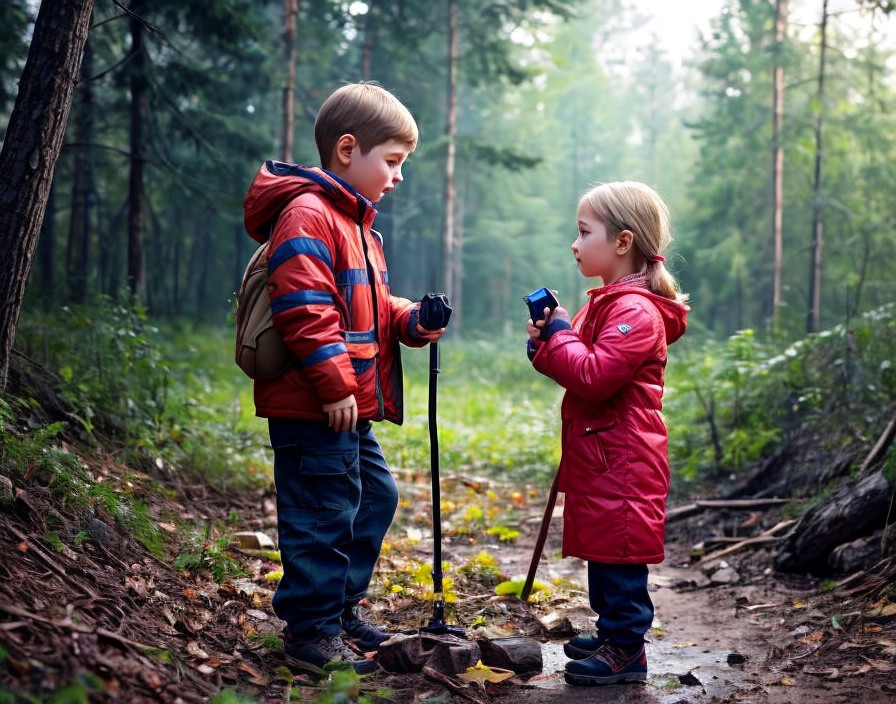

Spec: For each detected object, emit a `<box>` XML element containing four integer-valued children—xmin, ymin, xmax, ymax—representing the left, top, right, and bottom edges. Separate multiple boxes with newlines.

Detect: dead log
<box><xmin>477</xmin><ymin>637</ymin><xmax>542</xmax><ymax>675</ymax></box>
<box><xmin>668</xmin><ymin>498</ymin><xmax>792</xmax><ymax>522</ymax></box>
<box><xmin>775</xmin><ymin>468</ymin><xmax>893</xmax><ymax>575</ymax></box>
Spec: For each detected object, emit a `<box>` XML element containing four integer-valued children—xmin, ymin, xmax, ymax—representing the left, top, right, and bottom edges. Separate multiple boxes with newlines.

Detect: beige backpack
<box><xmin>234</xmin><ymin>244</ymin><xmax>292</xmax><ymax>379</ymax></box>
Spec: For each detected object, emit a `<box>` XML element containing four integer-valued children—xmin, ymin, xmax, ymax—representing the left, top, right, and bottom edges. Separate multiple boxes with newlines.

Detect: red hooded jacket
<box><xmin>531</xmin><ymin>276</ymin><xmax>688</xmax><ymax>564</ymax></box>
<box><xmin>243</xmin><ymin>161</ymin><xmax>425</xmax><ymax>424</ymax></box>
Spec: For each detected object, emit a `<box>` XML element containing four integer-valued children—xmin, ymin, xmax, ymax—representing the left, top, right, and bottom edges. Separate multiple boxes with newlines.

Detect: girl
<box><xmin>526</xmin><ymin>181</ymin><xmax>688</xmax><ymax>686</ymax></box>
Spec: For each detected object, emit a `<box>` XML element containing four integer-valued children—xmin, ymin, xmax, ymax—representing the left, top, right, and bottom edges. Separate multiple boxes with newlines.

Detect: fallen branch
<box><xmin>697</xmin><ymin>520</ymin><xmax>796</xmax><ymax>567</ymax></box>
<box><xmin>668</xmin><ymin>498</ymin><xmax>792</xmax><ymax>522</ymax></box>
<box><xmin>0</xmin><ymin>600</ymin><xmax>154</xmax><ymax>652</ymax></box>
<box><xmin>857</xmin><ymin>412</ymin><xmax>896</xmax><ymax>476</ymax></box>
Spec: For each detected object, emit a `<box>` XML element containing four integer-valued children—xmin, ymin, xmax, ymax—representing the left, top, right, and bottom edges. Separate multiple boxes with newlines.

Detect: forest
<box><xmin>1</xmin><ymin>0</ymin><xmax>895</xmax><ymax>703</ymax></box>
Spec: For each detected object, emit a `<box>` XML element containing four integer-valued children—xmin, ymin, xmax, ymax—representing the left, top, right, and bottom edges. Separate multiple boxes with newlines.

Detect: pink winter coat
<box><xmin>531</xmin><ymin>277</ymin><xmax>688</xmax><ymax>564</ymax></box>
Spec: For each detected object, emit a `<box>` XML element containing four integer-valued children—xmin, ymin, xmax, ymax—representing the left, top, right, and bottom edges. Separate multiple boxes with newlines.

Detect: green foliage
<box><xmin>209</xmin><ymin>690</ymin><xmax>258</xmax><ymax>704</ymax></box>
<box><xmin>16</xmin><ymin>300</ymin><xmax>270</xmax><ymax>491</ymax></box>
<box><xmin>173</xmin><ymin>531</ymin><xmax>246</xmax><ymax>581</ymax></box>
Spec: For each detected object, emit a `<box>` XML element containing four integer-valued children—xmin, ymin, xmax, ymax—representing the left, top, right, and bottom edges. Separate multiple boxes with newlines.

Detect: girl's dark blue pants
<box><xmin>588</xmin><ymin>561</ymin><xmax>654</xmax><ymax>647</ymax></box>
<box><xmin>268</xmin><ymin>418</ymin><xmax>398</xmax><ymax>640</ymax></box>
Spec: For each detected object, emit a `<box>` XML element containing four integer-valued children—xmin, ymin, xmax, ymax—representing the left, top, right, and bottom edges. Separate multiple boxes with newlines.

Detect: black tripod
<box><xmin>416</xmin><ymin>293</ymin><xmax>464</xmax><ymax>638</ymax></box>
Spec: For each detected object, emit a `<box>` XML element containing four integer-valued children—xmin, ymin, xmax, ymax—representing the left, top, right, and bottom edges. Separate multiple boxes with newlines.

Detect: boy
<box><xmin>243</xmin><ymin>83</ymin><xmax>445</xmax><ymax>675</ymax></box>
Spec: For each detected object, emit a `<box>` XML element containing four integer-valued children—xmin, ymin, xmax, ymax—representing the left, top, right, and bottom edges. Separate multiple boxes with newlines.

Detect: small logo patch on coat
<box><xmin>617</xmin><ymin>323</ymin><xmax>633</xmax><ymax>334</ymax></box>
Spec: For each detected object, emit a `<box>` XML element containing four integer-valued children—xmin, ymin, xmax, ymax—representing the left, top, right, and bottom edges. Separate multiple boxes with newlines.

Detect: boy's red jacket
<box><xmin>243</xmin><ymin>161</ymin><xmax>425</xmax><ymax>424</ymax></box>
<box><xmin>531</xmin><ymin>278</ymin><xmax>688</xmax><ymax>564</ymax></box>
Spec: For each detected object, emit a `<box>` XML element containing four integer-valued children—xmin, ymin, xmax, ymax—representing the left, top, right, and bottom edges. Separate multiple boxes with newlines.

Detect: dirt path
<box><xmin>480</xmin><ymin>519</ymin><xmax>893</xmax><ymax>704</ymax></box>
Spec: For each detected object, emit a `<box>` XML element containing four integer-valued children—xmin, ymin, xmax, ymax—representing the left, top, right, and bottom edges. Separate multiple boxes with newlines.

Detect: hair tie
<box><xmin>649</xmin><ymin>255</ymin><xmax>665</xmax><ymax>263</ymax></box>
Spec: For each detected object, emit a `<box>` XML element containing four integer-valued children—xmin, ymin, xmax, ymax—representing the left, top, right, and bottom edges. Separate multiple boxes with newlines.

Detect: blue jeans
<box><xmin>268</xmin><ymin>418</ymin><xmax>399</xmax><ymax>640</ymax></box>
<box><xmin>588</xmin><ymin>562</ymin><xmax>654</xmax><ymax>648</ymax></box>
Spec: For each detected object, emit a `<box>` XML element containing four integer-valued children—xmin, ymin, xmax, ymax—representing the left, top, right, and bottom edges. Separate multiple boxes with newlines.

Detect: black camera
<box><xmin>523</xmin><ymin>287</ymin><xmax>559</xmax><ymax>323</ymax></box>
<box><xmin>419</xmin><ymin>292</ymin><xmax>453</xmax><ymax>331</ymax></box>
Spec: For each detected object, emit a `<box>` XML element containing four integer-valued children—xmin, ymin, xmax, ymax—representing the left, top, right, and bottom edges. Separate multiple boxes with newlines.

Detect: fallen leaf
<box><xmin>459</xmin><ymin>661</ymin><xmax>514</xmax><ymax>684</ymax></box>
<box><xmin>861</xmin><ymin>657</ymin><xmax>895</xmax><ymax>673</ymax></box>
<box><xmin>238</xmin><ymin>660</ymin><xmax>270</xmax><ymax>686</ymax></box>
<box><xmin>186</xmin><ymin>641</ymin><xmax>209</xmax><ymax>660</ymax></box>
<box><xmin>780</xmin><ymin>676</ymin><xmax>796</xmax><ymax>686</ymax></box>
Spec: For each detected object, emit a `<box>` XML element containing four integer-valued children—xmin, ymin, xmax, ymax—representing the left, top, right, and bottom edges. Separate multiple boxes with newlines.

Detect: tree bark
<box><xmin>807</xmin><ymin>0</ymin><xmax>828</xmax><ymax>334</ymax></box>
<box><xmin>127</xmin><ymin>1</ymin><xmax>148</xmax><ymax>302</ymax></box>
<box><xmin>442</xmin><ymin>0</ymin><xmax>458</xmax><ymax>328</ymax></box>
<box><xmin>770</xmin><ymin>0</ymin><xmax>787</xmax><ymax>333</ymax></box>
<box><xmin>280</xmin><ymin>0</ymin><xmax>297</xmax><ymax>162</ymax></box>
<box><xmin>0</xmin><ymin>0</ymin><xmax>96</xmax><ymax>394</ymax></box>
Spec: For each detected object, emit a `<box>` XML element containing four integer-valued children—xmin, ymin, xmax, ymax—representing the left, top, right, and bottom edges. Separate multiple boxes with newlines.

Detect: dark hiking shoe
<box><xmin>342</xmin><ymin>607</ymin><xmax>390</xmax><ymax>651</ymax></box>
<box><xmin>283</xmin><ymin>633</ymin><xmax>377</xmax><ymax>676</ymax></box>
<box><xmin>564</xmin><ymin>642</ymin><xmax>647</xmax><ymax>686</ymax></box>
<box><xmin>563</xmin><ymin>632</ymin><xmax>606</xmax><ymax>659</ymax></box>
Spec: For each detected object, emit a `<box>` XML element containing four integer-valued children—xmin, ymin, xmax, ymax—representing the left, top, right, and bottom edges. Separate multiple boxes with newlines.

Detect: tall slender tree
<box><xmin>442</xmin><ymin>0</ymin><xmax>459</xmax><ymax>328</ymax></box>
<box><xmin>281</xmin><ymin>0</ymin><xmax>298</xmax><ymax>162</ymax></box>
<box><xmin>0</xmin><ymin>0</ymin><xmax>96</xmax><ymax>393</ymax></box>
<box><xmin>807</xmin><ymin>0</ymin><xmax>829</xmax><ymax>334</ymax></box>
<box><xmin>770</xmin><ymin>0</ymin><xmax>788</xmax><ymax>333</ymax></box>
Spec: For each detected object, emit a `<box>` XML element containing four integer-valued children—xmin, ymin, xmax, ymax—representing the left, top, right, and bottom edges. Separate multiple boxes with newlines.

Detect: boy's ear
<box><xmin>616</xmin><ymin>229</ymin><xmax>635</xmax><ymax>255</ymax></box>
<box><xmin>334</xmin><ymin>134</ymin><xmax>357</xmax><ymax>167</ymax></box>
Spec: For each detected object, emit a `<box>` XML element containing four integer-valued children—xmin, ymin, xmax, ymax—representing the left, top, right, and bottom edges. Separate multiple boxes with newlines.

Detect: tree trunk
<box><xmin>0</xmin><ymin>0</ymin><xmax>96</xmax><ymax>394</ymax></box>
<box><xmin>807</xmin><ymin>0</ymin><xmax>828</xmax><ymax>334</ymax></box>
<box><xmin>37</xmin><ymin>182</ymin><xmax>57</xmax><ymax>304</ymax></box>
<box><xmin>127</xmin><ymin>1</ymin><xmax>147</xmax><ymax>302</ymax></box>
<box><xmin>441</xmin><ymin>0</ymin><xmax>458</xmax><ymax>326</ymax></box>
<box><xmin>771</xmin><ymin>0</ymin><xmax>787</xmax><ymax>333</ymax></box>
<box><xmin>775</xmin><ymin>468</ymin><xmax>892</xmax><ymax>574</ymax></box>
<box><xmin>280</xmin><ymin>0</ymin><xmax>297</xmax><ymax>162</ymax></box>
<box><xmin>66</xmin><ymin>38</ymin><xmax>94</xmax><ymax>304</ymax></box>
<box><xmin>362</xmin><ymin>0</ymin><xmax>376</xmax><ymax>79</ymax></box>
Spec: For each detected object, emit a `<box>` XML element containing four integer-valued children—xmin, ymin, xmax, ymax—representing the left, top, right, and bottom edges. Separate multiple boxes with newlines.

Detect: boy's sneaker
<box><xmin>563</xmin><ymin>632</ymin><xmax>606</xmax><ymax>659</ymax></box>
<box><xmin>283</xmin><ymin>632</ymin><xmax>377</xmax><ymax>676</ymax></box>
<box><xmin>564</xmin><ymin>641</ymin><xmax>647</xmax><ymax>686</ymax></box>
<box><xmin>342</xmin><ymin>607</ymin><xmax>390</xmax><ymax>651</ymax></box>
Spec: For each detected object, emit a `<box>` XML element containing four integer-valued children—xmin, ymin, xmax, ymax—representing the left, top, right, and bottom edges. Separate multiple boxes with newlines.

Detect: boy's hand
<box><xmin>415</xmin><ymin>323</ymin><xmax>446</xmax><ymax>342</ymax></box>
<box><xmin>527</xmin><ymin>305</ymin><xmax>570</xmax><ymax>342</ymax></box>
<box><xmin>322</xmin><ymin>394</ymin><xmax>358</xmax><ymax>432</ymax></box>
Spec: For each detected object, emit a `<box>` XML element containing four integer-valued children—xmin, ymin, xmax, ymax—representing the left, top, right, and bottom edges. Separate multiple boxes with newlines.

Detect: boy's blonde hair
<box><xmin>314</xmin><ymin>83</ymin><xmax>418</xmax><ymax>169</ymax></box>
<box><xmin>579</xmin><ymin>181</ymin><xmax>688</xmax><ymax>303</ymax></box>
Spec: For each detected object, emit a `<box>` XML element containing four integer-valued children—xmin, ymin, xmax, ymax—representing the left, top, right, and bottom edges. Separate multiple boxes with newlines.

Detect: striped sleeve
<box><xmin>267</xmin><ymin>205</ymin><xmax>358</xmax><ymax>403</ymax></box>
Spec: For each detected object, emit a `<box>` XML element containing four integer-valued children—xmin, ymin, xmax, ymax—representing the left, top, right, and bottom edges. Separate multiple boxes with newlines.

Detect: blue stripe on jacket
<box><xmin>304</xmin><ymin>342</ymin><xmax>347</xmax><ymax>367</ymax></box>
<box><xmin>336</xmin><ymin>269</ymin><xmax>368</xmax><ymax>286</ymax></box>
<box><xmin>271</xmin><ymin>290</ymin><xmax>334</xmax><ymax>314</ymax></box>
<box><xmin>269</xmin><ymin>237</ymin><xmax>333</xmax><ymax>273</ymax></box>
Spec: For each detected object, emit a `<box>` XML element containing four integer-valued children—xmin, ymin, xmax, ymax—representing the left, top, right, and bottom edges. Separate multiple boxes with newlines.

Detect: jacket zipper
<box><xmin>356</xmin><ymin>220</ymin><xmax>385</xmax><ymax>418</ymax></box>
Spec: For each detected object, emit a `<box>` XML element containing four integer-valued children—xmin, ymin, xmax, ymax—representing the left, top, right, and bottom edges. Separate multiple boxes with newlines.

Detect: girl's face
<box><xmin>572</xmin><ymin>203</ymin><xmax>618</xmax><ymax>279</ymax></box>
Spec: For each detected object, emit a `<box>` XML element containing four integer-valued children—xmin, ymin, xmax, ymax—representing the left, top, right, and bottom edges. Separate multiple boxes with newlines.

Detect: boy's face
<box><xmin>337</xmin><ymin>137</ymin><xmax>413</xmax><ymax>203</ymax></box>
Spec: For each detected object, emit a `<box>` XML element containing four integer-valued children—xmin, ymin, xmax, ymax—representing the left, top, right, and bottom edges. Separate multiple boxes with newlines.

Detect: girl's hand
<box><xmin>551</xmin><ymin>305</ymin><xmax>571</xmax><ymax>325</ymax></box>
<box><xmin>528</xmin><ymin>305</ymin><xmax>571</xmax><ymax>342</ymax></box>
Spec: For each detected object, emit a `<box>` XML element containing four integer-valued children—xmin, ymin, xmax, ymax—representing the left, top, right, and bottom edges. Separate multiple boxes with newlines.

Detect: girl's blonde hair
<box><xmin>579</xmin><ymin>181</ymin><xmax>688</xmax><ymax>303</ymax></box>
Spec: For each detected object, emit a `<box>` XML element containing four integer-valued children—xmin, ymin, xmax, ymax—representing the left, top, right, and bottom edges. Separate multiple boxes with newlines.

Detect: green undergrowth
<box><xmin>7</xmin><ymin>299</ymin><xmax>896</xmax><ymax>539</ymax></box>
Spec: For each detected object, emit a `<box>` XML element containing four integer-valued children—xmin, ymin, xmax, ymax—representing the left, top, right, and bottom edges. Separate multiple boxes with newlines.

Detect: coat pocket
<box><xmin>571</xmin><ymin>413</ymin><xmax>617</xmax><ymax>472</ymax></box>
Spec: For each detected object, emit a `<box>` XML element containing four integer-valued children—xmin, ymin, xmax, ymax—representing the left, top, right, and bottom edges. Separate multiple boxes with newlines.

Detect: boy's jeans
<box><xmin>588</xmin><ymin>562</ymin><xmax>654</xmax><ymax>648</ymax></box>
<box><xmin>268</xmin><ymin>418</ymin><xmax>399</xmax><ymax>640</ymax></box>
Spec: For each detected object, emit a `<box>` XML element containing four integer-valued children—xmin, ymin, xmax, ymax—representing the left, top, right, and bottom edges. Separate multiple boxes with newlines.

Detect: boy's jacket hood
<box><xmin>244</xmin><ymin>161</ymin><xmax>375</xmax><ymax>243</ymax></box>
